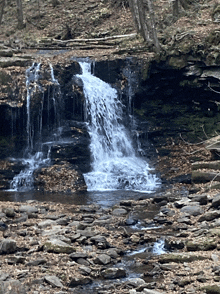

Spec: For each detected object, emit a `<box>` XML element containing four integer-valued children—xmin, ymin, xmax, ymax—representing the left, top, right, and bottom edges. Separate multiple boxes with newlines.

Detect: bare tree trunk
<box><xmin>37</xmin><ymin>0</ymin><xmax>40</xmax><ymax>19</ymax></box>
<box><xmin>172</xmin><ymin>0</ymin><xmax>179</xmax><ymax>17</ymax></box>
<box><xmin>0</xmin><ymin>0</ymin><xmax>5</xmax><ymax>25</ymax></box>
<box><xmin>16</xmin><ymin>0</ymin><xmax>25</xmax><ymax>29</ymax></box>
<box><xmin>129</xmin><ymin>0</ymin><xmax>160</xmax><ymax>52</ymax></box>
<box><xmin>146</xmin><ymin>0</ymin><xmax>160</xmax><ymax>53</ymax></box>
<box><xmin>128</xmin><ymin>0</ymin><xmax>150</xmax><ymax>42</ymax></box>
<box><xmin>179</xmin><ymin>0</ymin><xmax>189</xmax><ymax>10</ymax></box>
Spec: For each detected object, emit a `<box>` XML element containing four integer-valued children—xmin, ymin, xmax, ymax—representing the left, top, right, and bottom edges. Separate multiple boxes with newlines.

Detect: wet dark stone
<box><xmin>189</xmin><ymin>194</ymin><xmax>208</xmax><ymax>205</ymax></box>
<box><xmin>26</xmin><ymin>259</ymin><xmax>47</xmax><ymax>266</ymax></box>
<box><xmin>125</xmin><ymin>218</ymin><xmax>138</xmax><ymax>225</ymax></box>
<box><xmin>69</xmin><ymin>252</ymin><xmax>88</xmax><ymax>260</ymax></box>
<box><xmin>68</xmin><ymin>277</ymin><xmax>92</xmax><ymax>287</ymax></box>
<box><xmin>170</xmin><ymin>174</ymin><xmax>191</xmax><ymax>184</ymax></box>
<box><xmin>101</xmin><ymin>267</ymin><xmax>126</xmax><ymax>279</ymax></box>
<box><xmin>212</xmin><ymin>194</ymin><xmax>220</xmax><ymax>208</ymax></box>
<box><xmin>152</xmin><ymin>195</ymin><xmax>168</xmax><ymax>203</ymax></box>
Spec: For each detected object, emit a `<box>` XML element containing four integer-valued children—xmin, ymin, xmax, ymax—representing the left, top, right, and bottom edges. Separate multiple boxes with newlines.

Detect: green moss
<box><xmin>43</xmin><ymin>242</ymin><xmax>76</xmax><ymax>254</ymax></box>
<box><xmin>0</xmin><ymin>71</ymin><xmax>12</xmax><ymax>85</ymax></box>
<box><xmin>201</xmin><ymin>285</ymin><xmax>220</xmax><ymax>294</ymax></box>
<box><xmin>186</xmin><ymin>239</ymin><xmax>217</xmax><ymax>251</ymax></box>
<box><xmin>159</xmin><ymin>253</ymin><xmax>208</xmax><ymax>264</ymax></box>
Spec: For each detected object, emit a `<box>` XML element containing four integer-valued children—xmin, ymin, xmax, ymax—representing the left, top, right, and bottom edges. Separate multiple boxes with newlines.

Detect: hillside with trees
<box><xmin>0</xmin><ymin>0</ymin><xmax>220</xmax><ymax>59</ymax></box>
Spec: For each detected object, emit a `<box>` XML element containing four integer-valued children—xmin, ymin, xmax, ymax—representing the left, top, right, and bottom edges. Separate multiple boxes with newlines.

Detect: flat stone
<box><xmin>198</xmin><ymin>211</ymin><xmax>220</xmax><ymax>222</ymax></box>
<box><xmin>43</xmin><ymin>239</ymin><xmax>75</xmax><ymax>254</ymax></box>
<box><xmin>143</xmin><ymin>290</ymin><xmax>166</xmax><ymax>294</ymax></box>
<box><xmin>79</xmin><ymin>265</ymin><xmax>92</xmax><ymax>275</ymax></box>
<box><xmin>189</xmin><ymin>194</ymin><xmax>208</xmax><ymax>205</ymax></box>
<box><xmin>90</xmin><ymin>235</ymin><xmax>107</xmax><ymax>244</ymax></box>
<box><xmin>112</xmin><ymin>208</ymin><xmax>128</xmax><ymax>216</ymax></box>
<box><xmin>101</xmin><ymin>267</ymin><xmax>126</xmax><ymax>279</ymax></box>
<box><xmin>212</xmin><ymin>194</ymin><xmax>220</xmax><ymax>208</ymax></box>
<box><xmin>68</xmin><ymin>277</ymin><xmax>92</xmax><ymax>287</ymax></box>
<box><xmin>94</xmin><ymin>253</ymin><xmax>111</xmax><ymax>265</ymax></box>
<box><xmin>19</xmin><ymin>205</ymin><xmax>38</xmax><ymax>214</ymax></box>
<box><xmin>180</xmin><ymin>205</ymin><xmax>204</xmax><ymax>216</ymax></box>
<box><xmin>105</xmin><ymin>248</ymin><xmax>119</xmax><ymax>258</ymax></box>
<box><xmin>44</xmin><ymin>275</ymin><xmax>63</xmax><ymax>288</ymax></box>
<box><xmin>26</xmin><ymin>259</ymin><xmax>47</xmax><ymax>266</ymax></box>
<box><xmin>77</xmin><ymin>229</ymin><xmax>97</xmax><ymax>237</ymax></box>
<box><xmin>41</xmin><ymin>226</ymin><xmax>63</xmax><ymax>236</ymax></box>
<box><xmin>127</xmin><ymin>278</ymin><xmax>146</xmax><ymax>287</ymax></box>
<box><xmin>56</xmin><ymin>217</ymin><xmax>69</xmax><ymax>226</ymax></box>
<box><xmin>69</xmin><ymin>252</ymin><xmax>88</xmax><ymax>260</ymax></box>
<box><xmin>7</xmin><ymin>256</ymin><xmax>26</xmax><ymax>265</ymax></box>
<box><xmin>49</xmin><ymin>235</ymin><xmax>71</xmax><ymax>244</ymax></box>
<box><xmin>174</xmin><ymin>199</ymin><xmax>191</xmax><ymax>208</ymax></box>
<box><xmin>38</xmin><ymin>220</ymin><xmax>57</xmax><ymax>228</ymax></box>
<box><xmin>158</xmin><ymin>253</ymin><xmax>209</xmax><ymax>264</ymax></box>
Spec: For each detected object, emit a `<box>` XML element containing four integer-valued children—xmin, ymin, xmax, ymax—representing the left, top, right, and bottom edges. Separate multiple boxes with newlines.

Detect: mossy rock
<box><xmin>0</xmin><ymin>49</ymin><xmax>13</xmax><ymax>58</ymax></box>
<box><xmin>210</xmin><ymin>228</ymin><xmax>220</xmax><ymax>237</ymax></box>
<box><xmin>168</xmin><ymin>56</ymin><xmax>187</xmax><ymax>69</ymax></box>
<box><xmin>0</xmin><ymin>71</ymin><xmax>12</xmax><ymax>85</ymax></box>
<box><xmin>206</xmin><ymin>31</ymin><xmax>220</xmax><ymax>45</ymax></box>
<box><xmin>201</xmin><ymin>285</ymin><xmax>220</xmax><ymax>294</ymax></box>
<box><xmin>43</xmin><ymin>240</ymin><xmax>76</xmax><ymax>254</ymax></box>
<box><xmin>158</xmin><ymin>253</ymin><xmax>208</xmax><ymax>264</ymax></box>
<box><xmin>186</xmin><ymin>239</ymin><xmax>217</xmax><ymax>251</ymax></box>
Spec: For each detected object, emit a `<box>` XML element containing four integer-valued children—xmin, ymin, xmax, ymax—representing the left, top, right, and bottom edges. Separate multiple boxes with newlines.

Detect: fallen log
<box><xmin>192</xmin><ymin>160</ymin><xmax>220</xmax><ymax>171</ymax></box>
<box><xmin>53</xmin><ymin>33</ymin><xmax>137</xmax><ymax>44</ymax></box>
<box><xmin>192</xmin><ymin>171</ymin><xmax>220</xmax><ymax>183</ymax></box>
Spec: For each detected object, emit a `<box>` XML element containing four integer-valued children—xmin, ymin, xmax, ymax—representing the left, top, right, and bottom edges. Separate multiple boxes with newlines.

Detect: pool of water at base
<box><xmin>0</xmin><ymin>190</ymin><xmax>154</xmax><ymax>207</ymax></box>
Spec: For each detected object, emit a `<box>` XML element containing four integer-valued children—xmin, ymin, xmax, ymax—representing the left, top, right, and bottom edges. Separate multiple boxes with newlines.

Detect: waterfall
<box><xmin>10</xmin><ymin>63</ymin><xmax>60</xmax><ymax>191</ymax></box>
<box><xmin>77</xmin><ymin>62</ymin><xmax>159</xmax><ymax>192</ymax></box>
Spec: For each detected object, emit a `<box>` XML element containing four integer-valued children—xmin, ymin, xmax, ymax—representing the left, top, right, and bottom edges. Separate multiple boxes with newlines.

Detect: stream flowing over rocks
<box><xmin>1</xmin><ymin>189</ymin><xmax>220</xmax><ymax>293</ymax></box>
<box><xmin>2</xmin><ymin>45</ymin><xmax>220</xmax><ymax>294</ymax></box>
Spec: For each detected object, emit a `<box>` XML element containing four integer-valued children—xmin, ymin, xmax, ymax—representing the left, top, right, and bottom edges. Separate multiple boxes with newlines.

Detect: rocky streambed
<box><xmin>1</xmin><ymin>188</ymin><xmax>220</xmax><ymax>294</ymax></box>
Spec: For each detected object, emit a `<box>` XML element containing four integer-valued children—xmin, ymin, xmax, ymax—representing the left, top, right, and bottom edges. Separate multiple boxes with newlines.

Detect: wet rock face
<box><xmin>2</xmin><ymin>57</ymin><xmax>220</xmax><ymax>191</ymax></box>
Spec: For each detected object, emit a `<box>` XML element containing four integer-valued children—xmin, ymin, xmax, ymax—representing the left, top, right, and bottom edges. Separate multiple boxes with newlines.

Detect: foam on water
<box><xmin>77</xmin><ymin>62</ymin><xmax>160</xmax><ymax>192</ymax></box>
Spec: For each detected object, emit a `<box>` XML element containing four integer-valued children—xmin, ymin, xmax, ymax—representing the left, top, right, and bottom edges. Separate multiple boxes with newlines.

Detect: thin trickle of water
<box><xmin>10</xmin><ymin>63</ymin><xmax>60</xmax><ymax>191</ymax></box>
<box><xmin>77</xmin><ymin>62</ymin><xmax>160</xmax><ymax>192</ymax></box>
<box><xmin>26</xmin><ymin>62</ymin><xmax>41</xmax><ymax>151</ymax></box>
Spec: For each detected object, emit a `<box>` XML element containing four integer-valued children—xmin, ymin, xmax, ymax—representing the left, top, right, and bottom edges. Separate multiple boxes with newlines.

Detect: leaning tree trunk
<box><xmin>0</xmin><ymin>0</ymin><xmax>5</xmax><ymax>25</ymax></box>
<box><xmin>16</xmin><ymin>0</ymin><xmax>25</xmax><ymax>29</ymax></box>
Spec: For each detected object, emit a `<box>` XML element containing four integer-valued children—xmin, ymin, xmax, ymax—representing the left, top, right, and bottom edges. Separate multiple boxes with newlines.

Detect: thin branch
<box><xmin>209</xmin><ymin>171</ymin><xmax>220</xmax><ymax>189</ymax></box>
<box><xmin>201</xmin><ymin>124</ymin><xmax>209</xmax><ymax>139</ymax></box>
<box><xmin>179</xmin><ymin>133</ymin><xmax>209</xmax><ymax>146</ymax></box>
<box><xmin>208</xmin><ymin>82</ymin><xmax>220</xmax><ymax>94</ymax></box>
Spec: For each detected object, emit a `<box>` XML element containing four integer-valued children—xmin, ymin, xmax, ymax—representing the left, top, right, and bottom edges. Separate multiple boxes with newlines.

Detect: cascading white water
<box><xmin>10</xmin><ymin>63</ymin><xmax>59</xmax><ymax>191</ymax></box>
<box><xmin>77</xmin><ymin>62</ymin><xmax>159</xmax><ymax>192</ymax></box>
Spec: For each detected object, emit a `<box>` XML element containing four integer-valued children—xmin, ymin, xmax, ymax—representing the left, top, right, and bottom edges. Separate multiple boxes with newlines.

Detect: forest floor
<box><xmin>0</xmin><ymin>0</ymin><xmax>220</xmax><ymax>60</ymax></box>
